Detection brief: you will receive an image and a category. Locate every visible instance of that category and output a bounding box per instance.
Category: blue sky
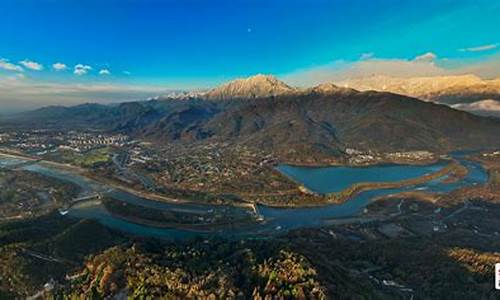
[0,0,499,110]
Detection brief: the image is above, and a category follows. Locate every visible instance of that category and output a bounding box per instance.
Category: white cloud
[459,43,498,52]
[0,59,24,72]
[74,64,92,75]
[360,52,374,60]
[52,62,67,71]
[451,99,500,117]
[452,99,500,112]
[123,71,131,75]
[99,69,111,75]
[19,59,43,71]
[413,52,437,63]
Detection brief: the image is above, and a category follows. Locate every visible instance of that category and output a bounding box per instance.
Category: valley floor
[1,179,499,298]
[1,129,499,298]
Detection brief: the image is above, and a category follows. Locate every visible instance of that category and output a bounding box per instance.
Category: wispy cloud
[74,64,92,75]
[448,53,500,79]
[360,52,374,60]
[452,99,500,112]
[283,52,445,86]
[0,75,172,112]
[451,99,500,117]
[52,62,67,71]
[413,52,437,63]
[458,43,498,52]
[0,59,24,72]
[19,59,43,71]
[283,51,500,86]
[99,69,111,75]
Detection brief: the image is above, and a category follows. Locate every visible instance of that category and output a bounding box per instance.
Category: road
[112,153,157,191]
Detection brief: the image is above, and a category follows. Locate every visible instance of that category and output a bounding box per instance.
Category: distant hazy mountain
[13,103,114,124]
[338,74,500,106]
[153,90,206,101]
[12,100,221,133]
[10,75,500,160]
[203,74,297,100]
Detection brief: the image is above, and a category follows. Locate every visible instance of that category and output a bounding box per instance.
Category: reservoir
[277,162,446,194]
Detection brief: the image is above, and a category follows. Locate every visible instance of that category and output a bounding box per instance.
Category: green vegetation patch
[489,169,500,186]
[58,147,113,168]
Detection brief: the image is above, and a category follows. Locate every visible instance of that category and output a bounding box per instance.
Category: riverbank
[280,158,440,168]
[325,159,467,204]
[102,197,261,232]
[279,152,440,168]
[467,152,500,187]
[373,191,439,203]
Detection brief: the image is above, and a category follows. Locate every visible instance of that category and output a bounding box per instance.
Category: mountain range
[154,74,500,117]
[7,74,500,161]
[337,74,500,117]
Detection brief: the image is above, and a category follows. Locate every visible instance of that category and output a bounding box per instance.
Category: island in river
[0,150,483,238]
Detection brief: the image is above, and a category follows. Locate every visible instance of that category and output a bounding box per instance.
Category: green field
[58,147,113,168]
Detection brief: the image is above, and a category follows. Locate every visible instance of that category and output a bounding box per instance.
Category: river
[0,153,488,240]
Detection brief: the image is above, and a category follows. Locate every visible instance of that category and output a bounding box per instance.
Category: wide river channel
[0,153,488,240]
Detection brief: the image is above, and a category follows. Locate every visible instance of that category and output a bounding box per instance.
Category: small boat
[58,209,69,215]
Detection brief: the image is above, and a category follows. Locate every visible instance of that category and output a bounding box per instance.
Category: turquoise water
[277,162,446,194]
[0,154,488,239]
[0,157,27,168]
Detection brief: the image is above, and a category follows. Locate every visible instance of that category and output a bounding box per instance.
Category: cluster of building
[68,133,128,147]
[0,133,9,143]
[63,133,129,152]
[385,151,434,161]
[0,131,56,155]
[345,148,435,165]
[0,129,131,155]
[482,151,500,157]
[128,145,156,165]
[157,143,276,190]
